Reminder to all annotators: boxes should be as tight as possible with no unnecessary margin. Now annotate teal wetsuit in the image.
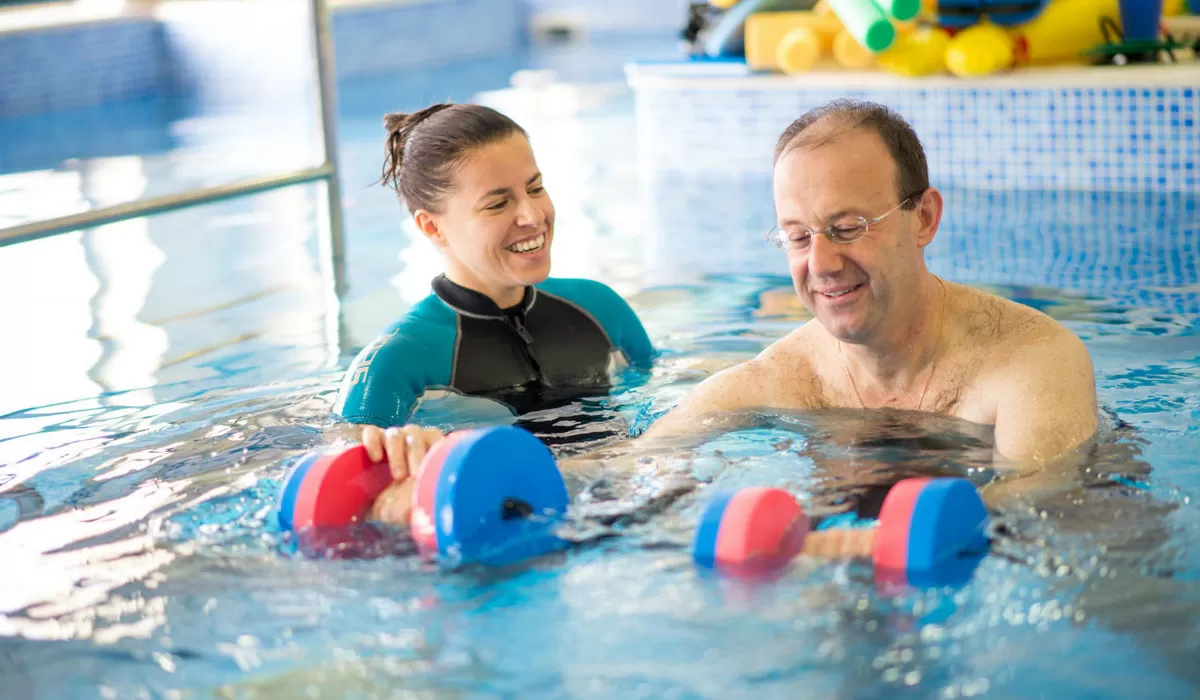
[334,275,655,440]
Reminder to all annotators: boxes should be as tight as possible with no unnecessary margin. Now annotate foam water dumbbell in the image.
[276,425,570,566]
[693,477,990,587]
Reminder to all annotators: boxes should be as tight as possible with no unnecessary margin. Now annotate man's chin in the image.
[821,316,868,344]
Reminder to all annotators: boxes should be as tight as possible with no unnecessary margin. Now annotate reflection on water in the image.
[0,272,1197,697]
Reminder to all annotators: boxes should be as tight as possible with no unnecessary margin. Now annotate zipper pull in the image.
[511,314,534,345]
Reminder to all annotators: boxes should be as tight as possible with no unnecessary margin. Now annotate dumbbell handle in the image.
[802,527,876,559]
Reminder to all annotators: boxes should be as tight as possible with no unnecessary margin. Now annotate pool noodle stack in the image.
[826,0,920,53]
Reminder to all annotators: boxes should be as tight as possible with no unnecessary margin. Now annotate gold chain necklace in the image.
[840,276,947,412]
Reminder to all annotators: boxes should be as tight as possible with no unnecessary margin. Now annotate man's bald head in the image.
[774,100,930,210]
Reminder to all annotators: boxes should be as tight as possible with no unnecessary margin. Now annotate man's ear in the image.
[914,187,944,248]
[414,210,446,247]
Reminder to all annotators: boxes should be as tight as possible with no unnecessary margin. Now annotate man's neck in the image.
[841,274,946,399]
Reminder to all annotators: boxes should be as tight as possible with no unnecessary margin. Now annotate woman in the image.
[333,103,655,519]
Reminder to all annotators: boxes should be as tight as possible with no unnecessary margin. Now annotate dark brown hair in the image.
[773,99,929,210]
[380,103,527,213]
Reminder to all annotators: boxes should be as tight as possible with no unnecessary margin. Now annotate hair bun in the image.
[383,104,453,136]
[383,112,409,133]
[378,103,523,213]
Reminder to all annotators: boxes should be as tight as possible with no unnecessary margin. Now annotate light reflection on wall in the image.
[0,231,103,418]
[141,183,329,387]
[391,221,444,306]
[78,157,168,407]
[0,168,88,229]
[0,164,332,447]
[637,171,784,287]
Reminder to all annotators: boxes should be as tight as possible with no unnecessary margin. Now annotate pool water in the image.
[3,36,1200,699]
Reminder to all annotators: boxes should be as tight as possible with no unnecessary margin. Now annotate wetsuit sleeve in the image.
[333,313,457,427]
[543,278,656,368]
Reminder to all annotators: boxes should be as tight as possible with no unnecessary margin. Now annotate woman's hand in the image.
[362,424,446,481]
[360,424,446,525]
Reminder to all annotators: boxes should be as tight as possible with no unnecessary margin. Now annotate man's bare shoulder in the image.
[743,322,829,407]
[951,286,1099,466]
[953,283,1092,380]
[936,283,1093,426]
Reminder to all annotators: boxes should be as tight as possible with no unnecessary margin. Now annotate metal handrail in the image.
[0,164,333,246]
[0,0,347,297]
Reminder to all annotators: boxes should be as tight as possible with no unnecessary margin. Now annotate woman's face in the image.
[417,132,555,308]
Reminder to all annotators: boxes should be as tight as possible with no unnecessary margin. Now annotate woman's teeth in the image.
[507,234,545,253]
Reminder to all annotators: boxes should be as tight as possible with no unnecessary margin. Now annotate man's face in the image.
[771,127,930,344]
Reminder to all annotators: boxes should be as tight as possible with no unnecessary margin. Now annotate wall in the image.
[0,0,526,119]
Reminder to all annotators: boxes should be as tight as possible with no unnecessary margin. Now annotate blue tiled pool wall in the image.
[643,171,1200,314]
[0,19,168,118]
[0,0,545,119]
[633,82,1200,193]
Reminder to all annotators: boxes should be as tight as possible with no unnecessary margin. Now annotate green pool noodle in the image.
[876,0,920,22]
[826,0,896,53]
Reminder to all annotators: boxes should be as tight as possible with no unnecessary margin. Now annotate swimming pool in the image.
[2,36,1200,699]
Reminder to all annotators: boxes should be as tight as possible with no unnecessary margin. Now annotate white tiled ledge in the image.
[626,60,1200,91]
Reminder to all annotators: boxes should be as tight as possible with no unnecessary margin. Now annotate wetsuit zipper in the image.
[505,311,546,384]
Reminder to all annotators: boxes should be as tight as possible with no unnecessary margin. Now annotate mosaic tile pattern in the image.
[629,63,1200,192]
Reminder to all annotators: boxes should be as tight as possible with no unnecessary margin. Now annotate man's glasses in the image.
[766,190,924,253]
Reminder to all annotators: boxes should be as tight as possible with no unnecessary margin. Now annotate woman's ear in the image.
[414,210,447,247]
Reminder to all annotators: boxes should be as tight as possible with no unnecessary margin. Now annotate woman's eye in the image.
[529,186,545,195]
[484,200,506,211]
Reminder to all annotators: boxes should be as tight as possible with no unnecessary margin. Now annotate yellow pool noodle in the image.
[745,11,840,71]
[833,28,877,68]
[1015,0,1121,66]
[877,26,951,76]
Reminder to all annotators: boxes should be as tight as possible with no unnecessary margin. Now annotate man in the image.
[366,99,1100,522]
[639,99,1099,463]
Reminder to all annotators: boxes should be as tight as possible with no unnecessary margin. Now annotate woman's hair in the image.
[380,103,527,213]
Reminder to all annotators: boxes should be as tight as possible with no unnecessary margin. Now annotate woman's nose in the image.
[514,196,544,227]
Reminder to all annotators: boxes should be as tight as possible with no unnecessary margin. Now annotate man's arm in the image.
[993,328,1098,466]
[638,333,829,442]
[982,328,1100,508]
[637,360,773,441]
[554,361,766,475]
[561,348,821,474]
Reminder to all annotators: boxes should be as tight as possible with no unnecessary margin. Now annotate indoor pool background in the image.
[2,35,1200,699]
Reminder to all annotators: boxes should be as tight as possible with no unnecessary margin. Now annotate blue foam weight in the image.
[692,490,735,568]
[431,425,570,566]
[902,548,986,589]
[905,478,989,572]
[691,488,809,576]
[276,451,324,532]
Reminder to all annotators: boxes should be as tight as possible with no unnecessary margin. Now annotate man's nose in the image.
[806,232,844,277]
